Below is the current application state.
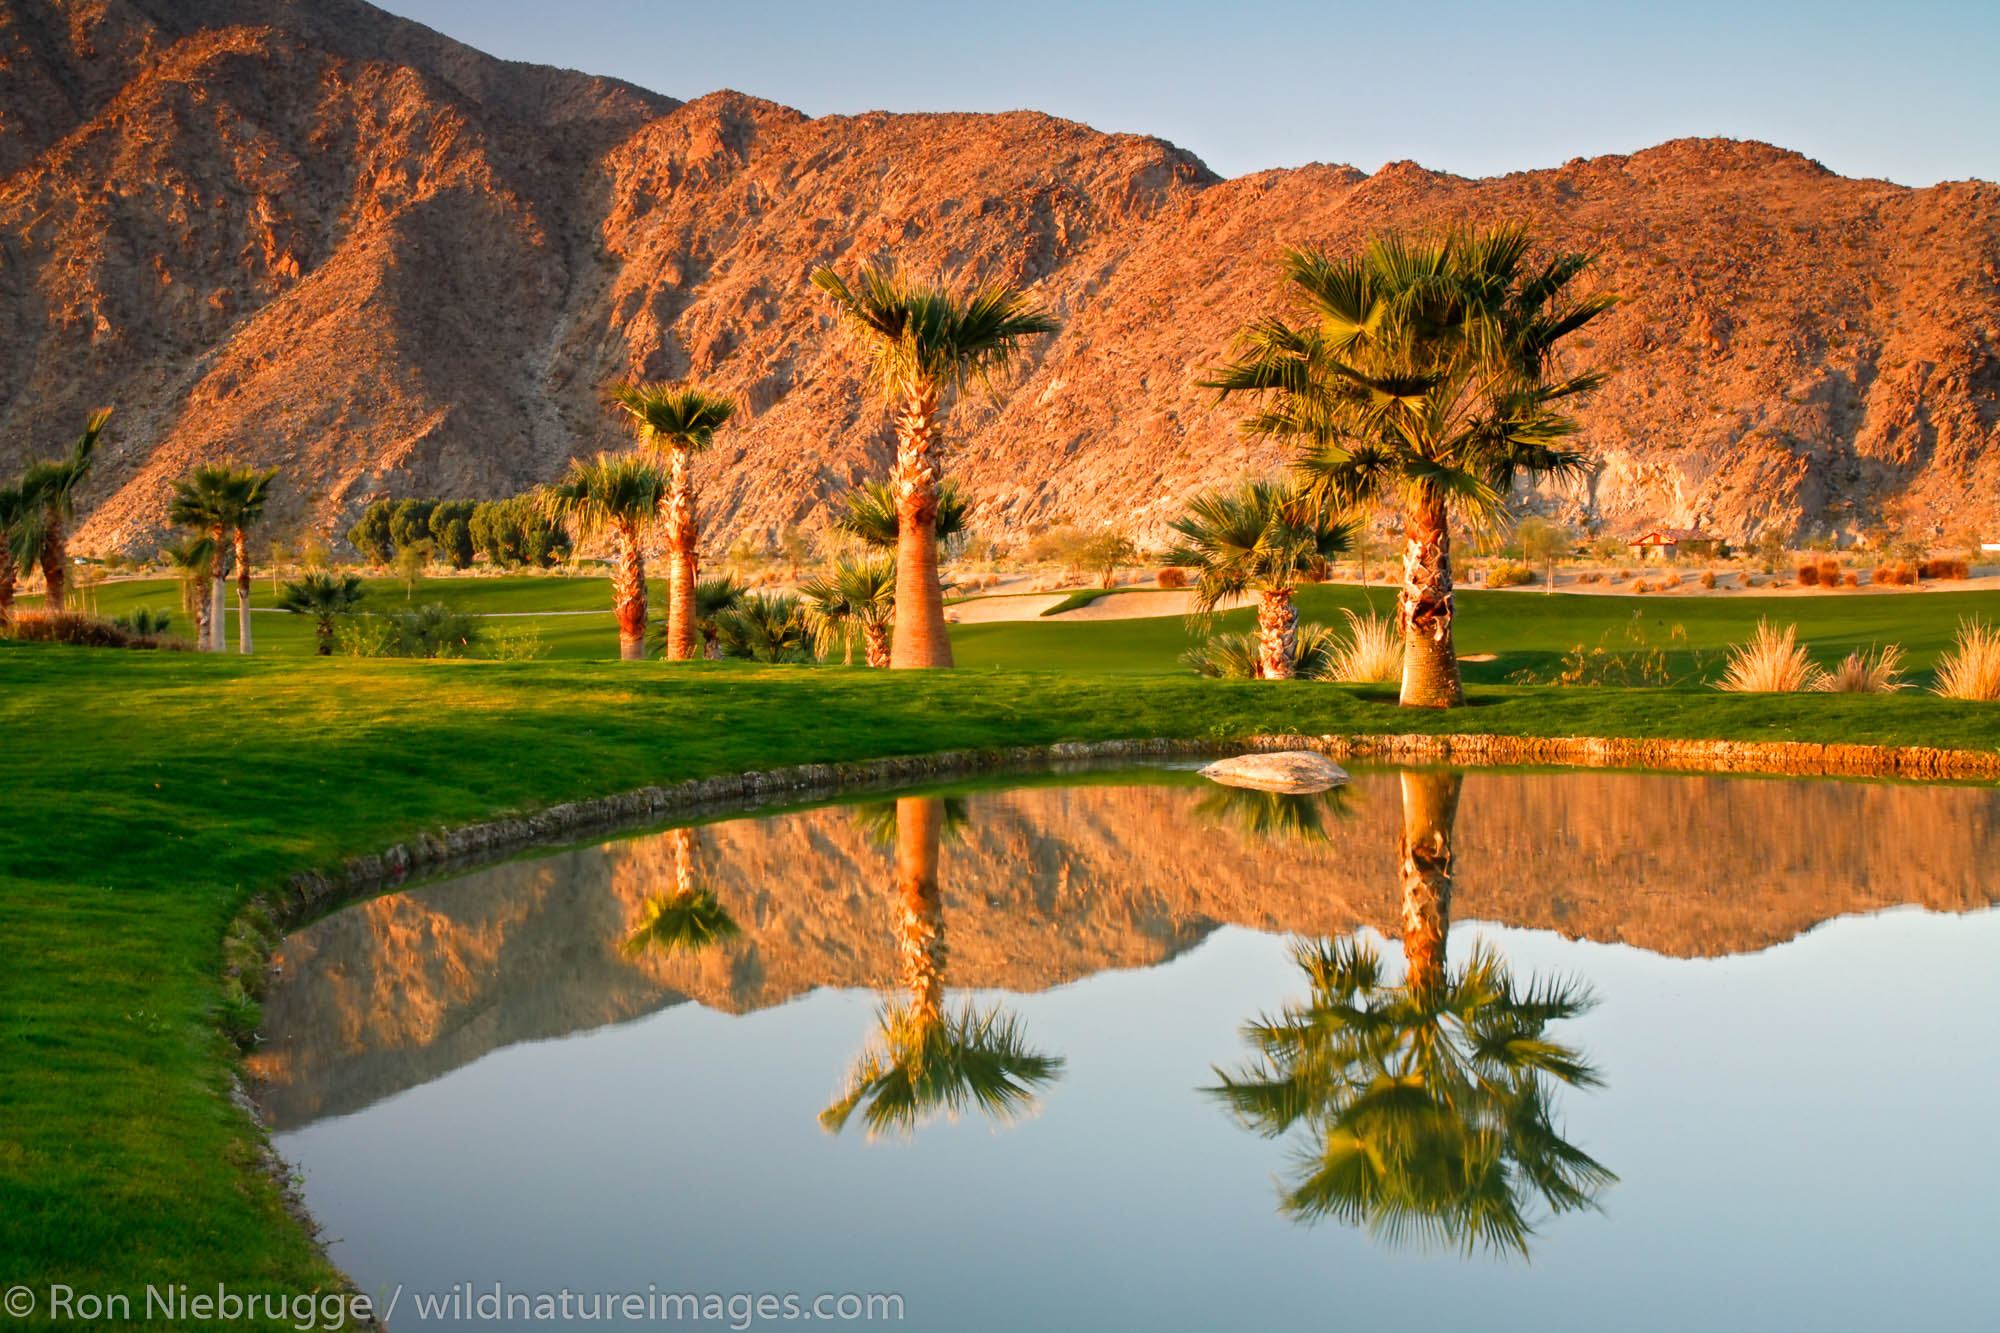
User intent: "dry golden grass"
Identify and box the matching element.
[1717,620,1827,693]
[1328,608,1404,683]
[1933,619,2000,700]
[1818,643,1908,693]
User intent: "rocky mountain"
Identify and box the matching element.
[5,0,1998,554]
[248,770,2000,1128]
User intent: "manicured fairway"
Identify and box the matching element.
[5,626,2000,1316]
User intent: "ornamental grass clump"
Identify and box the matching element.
[1933,620,2000,701]
[1327,609,1404,683]
[1716,620,1825,693]
[1182,622,1341,680]
[1818,644,1908,694]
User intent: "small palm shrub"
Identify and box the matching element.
[1487,561,1535,587]
[1327,609,1403,683]
[111,606,175,637]
[715,593,813,662]
[1716,620,1825,692]
[1933,620,2000,700]
[1182,622,1341,680]
[1155,566,1188,589]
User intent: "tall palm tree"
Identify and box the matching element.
[224,468,279,654]
[624,827,742,958]
[541,454,668,660]
[821,796,1064,1137]
[832,479,970,553]
[609,382,739,661]
[810,262,1058,668]
[799,555,896,666]
[276,572,366,655]
[0,483,32,625]
[1208,770,1615,1256]
[15,409,110,612]
[166,466,240,652]
[1204,226,1616,706]
[1164,480,1353,680]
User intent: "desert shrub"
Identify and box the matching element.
[1819,644,1908,693]
[485,622,551,661]
[1871,566,1893,586]
[334,616,394,657]
[338,605,482,658]
[1326,609,1403,683]
[1699,570,1717,590]
[1920,558,1970,580]
[1843,572,1859,588]
[1816,559,1841,588]
[6,609,183,649]
[1745,574,1766,588]
[1487,561,1536,587]
[1933,620,2000,700]
[1156,567,1188,589]
[1631,579,1649,594]
[1578,571,1601,584]
[1797,563,1820,587]
[1181,622,1341,680]
[1716,620,1825,693]
[1660,569,1682,589]
[1514,615,1693,687]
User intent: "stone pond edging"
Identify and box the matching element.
[217,728,1998,1317]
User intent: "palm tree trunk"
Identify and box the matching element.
[1397,770,1463,991]
[233,528,253,654]
[662,447,699,661]
[702,627,722,660]
[613,523,648,661]
[0,547,16,624]
[672,826,696,899]
[208,526,228,652]
[894,796,947,1023]
[315,619,333,655]
[863,621,891,669]
[38,515,65,612]
[890,380,953,669]
[1398,488,1463,707]
[1256,587,1298,680]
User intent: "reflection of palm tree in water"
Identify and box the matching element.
[623,826,742,958]
[1195,783,1356,844]
[821,796,1064,1138]
[1210,770,1615,1257]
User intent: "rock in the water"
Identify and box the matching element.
[1199,751,1350,793]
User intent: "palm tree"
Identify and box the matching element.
[276,573,366,655]
[225,468,278,653]
[1194,784,1355,844]
[166,466,240,652]
[693,576,743,659]
[15,409,110,612]
[540,454,667,660]
[163,535,215,648]
[624,827,742,958]
[1164,480,1353,680]
[1208,770,1615,1256]
[1204,226,1616,706]
[799,555,896,666]
[810,262,1058,668]
[821,797,1064,1137]
[713,592,813,663]
[609,382,739,661]
[832,479,971,553]
[0,483,31,625]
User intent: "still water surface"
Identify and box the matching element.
[256,767,2000,1331]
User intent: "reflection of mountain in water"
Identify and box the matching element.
[251,770,2000,1129]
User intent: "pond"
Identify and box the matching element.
[253,766,2000,1332]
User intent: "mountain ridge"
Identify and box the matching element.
[4,0,1996,555]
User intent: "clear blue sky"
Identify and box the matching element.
[375,0,1997,186]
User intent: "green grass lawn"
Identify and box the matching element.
[51,574,2000,683]
[5,591,2000,1320]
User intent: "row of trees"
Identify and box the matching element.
[346,496,570,570]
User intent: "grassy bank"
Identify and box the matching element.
[3,644,1999,1318]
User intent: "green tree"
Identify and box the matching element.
[609,382,739,661]
[14,409,110,612]
[276,573,367,655]
[427,500,478,570]
[1080,527,1138,589]
[811,261,1058,668]
[0,483,29,624]
[1205,226,1615,706]
[388,499,438,553]
[540,455,666,660]
[1516,516,1572,594]
[1164,480,1353,680]
[800,555,897,666]
[347,501,396,565]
